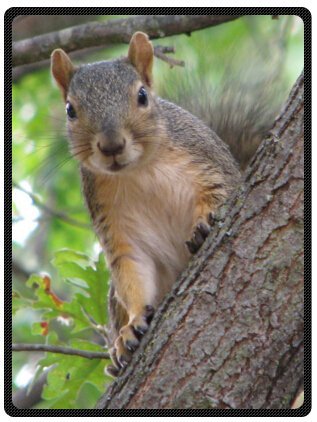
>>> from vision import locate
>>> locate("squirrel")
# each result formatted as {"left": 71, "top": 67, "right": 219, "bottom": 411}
{"left": 51, "top": 31, "right": 276, "bottom": 376}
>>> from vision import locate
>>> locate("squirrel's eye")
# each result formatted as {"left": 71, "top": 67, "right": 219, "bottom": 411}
{"left": 66, "top": 102, "right": 77, "bottom": 119}
{"left": 138, "top": 87, "right": 148, "bottom": 107}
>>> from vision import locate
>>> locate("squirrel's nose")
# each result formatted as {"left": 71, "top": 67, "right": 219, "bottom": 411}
{"left": 97, "top": 138, "right": 126, "bottom": 157}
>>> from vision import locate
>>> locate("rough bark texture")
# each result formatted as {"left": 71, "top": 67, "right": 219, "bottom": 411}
{"left": 12, "top": 15, "right": 240, "bottom": 67}
{"left": 96, "top": 72, "right": 304, "bottom": 409}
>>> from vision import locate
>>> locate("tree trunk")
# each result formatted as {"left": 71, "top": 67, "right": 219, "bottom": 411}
{"left": 97, "top": 72, "right": 304, "bottom": 409}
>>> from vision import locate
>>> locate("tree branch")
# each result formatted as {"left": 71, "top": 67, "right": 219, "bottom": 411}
{"left": 154, "top": 45, "right": 185, "bottom": 68}
{"left": 13, "top": 44, "right": 184, "bottom": 82}
{"left": 97, "top": 71, "right": 304, "bottom": 409}
{"left": 12, "top": 15, "right": 241, "bottom": 67}
{"left": 12, "top": 343, "right": 110, "bottom": 360}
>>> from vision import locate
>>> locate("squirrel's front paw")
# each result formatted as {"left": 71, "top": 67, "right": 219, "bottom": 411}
{"left": 109, "top": 305, "right": 155, "bottom": 373}
{"left": 186, "top": 215, "right": 214, "bottom": 254}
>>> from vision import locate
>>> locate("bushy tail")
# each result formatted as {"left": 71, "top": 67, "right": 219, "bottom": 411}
{"left": 160, "top": 55, "right": 287, "bottom": 170}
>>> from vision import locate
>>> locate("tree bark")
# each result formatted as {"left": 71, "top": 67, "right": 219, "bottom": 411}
{"left": 96, "top": 71, "right": 304, "bottom": 409}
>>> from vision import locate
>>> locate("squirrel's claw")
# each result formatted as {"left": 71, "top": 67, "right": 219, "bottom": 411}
{"left": 186, "top": 220, "right": 211, "bottom": 254}
{"left": 105, "top": 364, "right": 120, "bottom": 378}
{"left": 108, "top": 305, "right": 155, "bottom": 375}
{"left": 105, "top": 347, "right": 122, "bottom": 377}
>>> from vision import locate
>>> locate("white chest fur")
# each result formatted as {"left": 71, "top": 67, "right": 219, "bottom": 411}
{"left": 93, "top": 152, "right": 197, "bottom": 298}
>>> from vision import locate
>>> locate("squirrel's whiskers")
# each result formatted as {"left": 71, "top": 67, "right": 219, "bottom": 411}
{"left": 50, "top": 31, "right": 274, "bottom": 375}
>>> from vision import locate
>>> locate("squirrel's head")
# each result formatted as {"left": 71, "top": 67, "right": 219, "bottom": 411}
{"left": 51, "top": 32, "right": 165, "bottom": 175}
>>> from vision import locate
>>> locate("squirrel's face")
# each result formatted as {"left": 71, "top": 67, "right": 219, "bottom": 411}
{"left": 64, "top": 61, "right": 165, "bottom": 175}
{"left": 51, "top": 32, "right": 165, "bottom": 176}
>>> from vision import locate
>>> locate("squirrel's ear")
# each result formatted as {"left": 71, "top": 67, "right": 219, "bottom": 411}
{"left": 128, "top": 32, "right": 154, "bottom": 87}
{"left": 51, "top": 49, "right": 75, "bottom": 101}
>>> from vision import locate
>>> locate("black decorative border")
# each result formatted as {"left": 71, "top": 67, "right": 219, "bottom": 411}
{"left": 5, "top": 7, "right": 311, "bottom": 417}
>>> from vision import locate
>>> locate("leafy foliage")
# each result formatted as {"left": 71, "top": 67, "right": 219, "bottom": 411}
{"left": 13, "top": 249, "right": 112, "bottom": 408}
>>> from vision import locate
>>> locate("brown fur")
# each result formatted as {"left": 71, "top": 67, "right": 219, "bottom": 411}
{"left": 51, "top": 32, "right": 241, "bottom": 373}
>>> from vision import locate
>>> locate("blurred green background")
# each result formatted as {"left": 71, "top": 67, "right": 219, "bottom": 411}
{"left": 12, "top": 15, "right": 304, "bottom": 407}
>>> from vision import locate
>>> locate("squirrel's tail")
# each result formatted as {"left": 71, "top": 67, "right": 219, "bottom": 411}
{"left": 161, "top": 56, "right": 287, "bottom": 170}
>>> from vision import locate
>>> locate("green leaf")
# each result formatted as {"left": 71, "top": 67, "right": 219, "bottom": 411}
{"left": 32, "top": 321, "right": 48, "bottom": 336}
{"left": 53, "top": 249, "right": 92, "bottom": 267}
{"left": 12, "top": 290, "right": 33, "bottom": 315}
{"left": 39, "top": 339, "right": 111, "bottom": 408}
{"left": 53, "top": 249, "right": 110, "bottom": 326}
{"left": 26, "top": 273, "right": 44, "bottom": 289}
{"left": 20, "top": 250, "right": 112, "bottom": 408}
{"left": 77, "top": 382, "right": 103, "bottom": 409}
